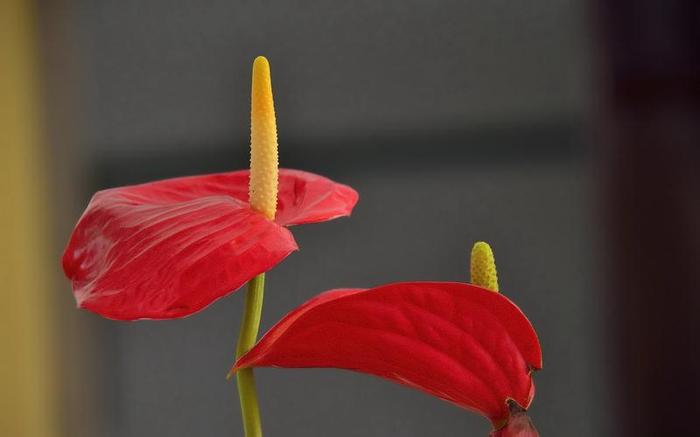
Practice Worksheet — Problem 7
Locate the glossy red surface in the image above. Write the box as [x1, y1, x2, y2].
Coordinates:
[62, 169, 358, 320]
[234, 282, 542, 425]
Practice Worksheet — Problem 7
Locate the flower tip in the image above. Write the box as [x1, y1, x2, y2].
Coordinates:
[472, 241, 490, 251]
[251, 56, 273, 102]
[253, 55, 269, 69]
[470, 241, 499, 292]
[252, 57, 271, 89]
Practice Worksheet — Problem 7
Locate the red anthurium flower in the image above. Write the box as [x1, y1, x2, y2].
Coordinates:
[62, 169, 357, 320]
[62, 56, 358, 321]
[232, 280, 542, 434]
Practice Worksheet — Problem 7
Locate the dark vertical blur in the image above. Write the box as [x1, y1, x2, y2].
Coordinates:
[594, 1, 700, 435]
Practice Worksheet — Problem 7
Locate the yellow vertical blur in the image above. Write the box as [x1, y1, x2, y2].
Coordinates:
[0, 1, 57, 436]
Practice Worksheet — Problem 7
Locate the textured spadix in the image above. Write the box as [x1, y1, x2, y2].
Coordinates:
[233, 281, 542, 424]
[471, 241, 499, 292]
[249, 56, 278, 220]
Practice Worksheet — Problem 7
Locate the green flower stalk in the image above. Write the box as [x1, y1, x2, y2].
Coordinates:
[234, 55, 279, 437]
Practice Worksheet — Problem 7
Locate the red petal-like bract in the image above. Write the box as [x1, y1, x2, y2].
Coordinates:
[274, 169, 358, 226]
[234, 282, 542, 425]
[62, 169, 357, 320]
[84, 169, 359, 227]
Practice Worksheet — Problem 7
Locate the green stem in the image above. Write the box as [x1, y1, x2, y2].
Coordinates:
[235, 273, 265, 437]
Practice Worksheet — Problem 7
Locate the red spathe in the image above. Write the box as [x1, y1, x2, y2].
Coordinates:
[234, 281, 542, 425]
[62, 169, 358, 320]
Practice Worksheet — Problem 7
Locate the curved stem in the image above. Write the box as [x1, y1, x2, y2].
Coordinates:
[235, 273, 265, 437]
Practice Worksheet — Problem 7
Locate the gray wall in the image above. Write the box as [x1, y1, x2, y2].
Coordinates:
[73, 0, 585, 152]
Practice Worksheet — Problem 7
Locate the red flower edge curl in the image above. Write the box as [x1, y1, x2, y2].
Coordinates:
[233, 281, 542, 428]
[62, 169, 358, 320]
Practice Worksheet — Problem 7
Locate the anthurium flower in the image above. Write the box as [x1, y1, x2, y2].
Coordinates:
[62, 58, 358, 321]
[232, 243, 542, 436]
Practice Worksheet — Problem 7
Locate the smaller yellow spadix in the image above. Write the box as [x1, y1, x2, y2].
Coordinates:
[248, 56, 279, 220]
[470, 241, 499, 292]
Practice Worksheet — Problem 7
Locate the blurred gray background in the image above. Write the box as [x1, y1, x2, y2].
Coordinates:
[42, 1, 611, 436]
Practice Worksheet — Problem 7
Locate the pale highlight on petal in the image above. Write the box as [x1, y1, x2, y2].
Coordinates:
[470, 241, 499, 292]
[248, 56, 279, 220]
